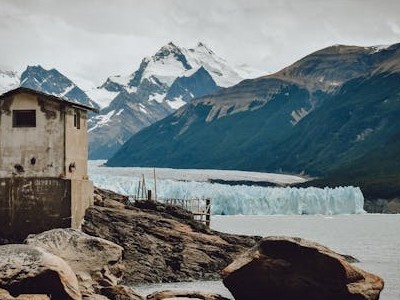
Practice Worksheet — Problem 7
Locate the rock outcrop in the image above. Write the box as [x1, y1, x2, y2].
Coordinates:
[83, 188, 261, 284]
[146, 290, 230, 300]
[364, 198, 400, 213]
[222, 236, 384, 300]
[0, 244, 81, 300]
[24, 228, 141, 299]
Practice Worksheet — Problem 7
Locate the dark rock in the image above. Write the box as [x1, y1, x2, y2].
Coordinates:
[383, 198, 400, 213]
[146, 290, 230, 300]
[82, 189, 260, 284]
[222, 236, 384, 300]
[100, 285, 143, 300]
[364, 198, 400, 213]
[94, 187, 129, 206]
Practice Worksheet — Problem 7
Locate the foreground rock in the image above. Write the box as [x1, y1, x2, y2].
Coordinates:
[83, 188, 260, 284]
[0, 288, 51, 299]
[0, 244, 81, 300]
[146, 290, 230, 300]
[25, 228, 142, 299]
[223, 236, 384, 300]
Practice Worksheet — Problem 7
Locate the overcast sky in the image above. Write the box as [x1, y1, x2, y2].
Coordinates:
[1, 0, 399, 88]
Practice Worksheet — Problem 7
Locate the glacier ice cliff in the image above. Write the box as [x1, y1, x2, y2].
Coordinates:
[90, 172, 365, 216]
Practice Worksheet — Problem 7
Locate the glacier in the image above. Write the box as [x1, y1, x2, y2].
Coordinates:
[89, 162, 365, 216]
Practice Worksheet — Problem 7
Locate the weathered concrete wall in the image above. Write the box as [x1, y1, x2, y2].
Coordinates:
[71, 179, 94, 228]
[0, 177, 71, 242]
[0, 93, 65, 177]
[0, 91, 93, 242]
[65, 107, 89, 180]
[0, 177, 93, 242]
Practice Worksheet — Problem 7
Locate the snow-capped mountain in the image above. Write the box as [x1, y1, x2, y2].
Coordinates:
[106, 42, 400, 196]
[0, 67, 20, 94]
[20, 65, 98, 109]
[87, 42, 242, 109]
[88, 42, 243, 159]
[129, 42, 242, 89]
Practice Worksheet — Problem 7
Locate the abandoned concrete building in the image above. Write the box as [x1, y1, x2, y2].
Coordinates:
[0, 87, 98, 241]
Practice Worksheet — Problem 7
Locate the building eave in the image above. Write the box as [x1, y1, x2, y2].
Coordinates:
[0, 87, 99, 113]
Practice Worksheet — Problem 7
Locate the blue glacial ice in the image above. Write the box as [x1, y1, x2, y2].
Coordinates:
[89, 163, 365, 215]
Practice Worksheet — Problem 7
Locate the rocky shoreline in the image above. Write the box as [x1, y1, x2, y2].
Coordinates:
[0, 187, 385, 299]
[364, 198, 400, 214]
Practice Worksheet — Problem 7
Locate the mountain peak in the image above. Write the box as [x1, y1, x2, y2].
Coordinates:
[155, 42, 183, 59]
[167, 41, 178, 48]
[19, 65, 97, 109]
[195, 42, 214, 54]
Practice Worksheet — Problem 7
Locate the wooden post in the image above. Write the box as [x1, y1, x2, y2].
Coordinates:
[137, 179, 141, 199]
[153, 168, 157, 200]
[147, 190, 152, 202]
[205, 198, 211, 227]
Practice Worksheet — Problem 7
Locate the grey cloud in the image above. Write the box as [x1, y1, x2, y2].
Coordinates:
[0, 0, 399, 86]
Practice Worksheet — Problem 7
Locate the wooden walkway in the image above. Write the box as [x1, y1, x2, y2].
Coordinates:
[129, 174, 211, 226]
[130, 195, 212, 227]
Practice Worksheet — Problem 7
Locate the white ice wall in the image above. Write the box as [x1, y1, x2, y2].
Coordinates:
[90, 171, 365, 216]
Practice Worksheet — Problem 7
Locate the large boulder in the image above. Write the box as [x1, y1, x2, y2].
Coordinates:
[222, 236, 384, 300]
[24, 228, 131, 298]
[100, 285, 143, 300]
[0, 288, 50, 299]
[0, 289, 50, 300]
[0, 244, 81, 300]
[146, 290, 230, 300]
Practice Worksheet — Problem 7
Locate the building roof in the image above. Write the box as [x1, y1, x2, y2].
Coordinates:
[0, 87, 99, 113]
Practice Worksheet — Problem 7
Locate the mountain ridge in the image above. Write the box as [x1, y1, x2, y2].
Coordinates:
[87, 42, 241, 159]
[106, 42, 400, 200]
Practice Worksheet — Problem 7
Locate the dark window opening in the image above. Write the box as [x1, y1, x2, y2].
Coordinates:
[13, 110, 36, 127]
[73, 110, 80, 129]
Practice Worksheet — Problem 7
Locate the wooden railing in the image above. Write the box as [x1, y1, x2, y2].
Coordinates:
[129, 195, 212, 227]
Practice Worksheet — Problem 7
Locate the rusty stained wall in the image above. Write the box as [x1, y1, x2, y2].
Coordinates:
[0, 93, 65, 177]
[65, 107, 89, 180]
[0, 177, 93, 242]
[0, 177, 71, 242]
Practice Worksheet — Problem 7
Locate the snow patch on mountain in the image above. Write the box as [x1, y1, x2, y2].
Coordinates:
[370, 44, 392, 53]
[0, 68, 20, 94]
[141, 45, 191, 86]
[184, 42, 243, 87]
[86, 87, 119, 109]
[149, 92, 166, 103]
[88, 110, 115, 132]
[166, 96, 186, 109]
[138, 103, 148, 114]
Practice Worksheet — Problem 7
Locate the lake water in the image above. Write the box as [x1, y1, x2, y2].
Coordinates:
[135, 214, 400, 299]
[89, 162, 399, 298]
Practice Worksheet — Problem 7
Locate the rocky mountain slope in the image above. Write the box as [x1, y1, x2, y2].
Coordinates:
[87, 42, 242, 159]
[106, 43, 400, 199]
[20, 65, 99, 109]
